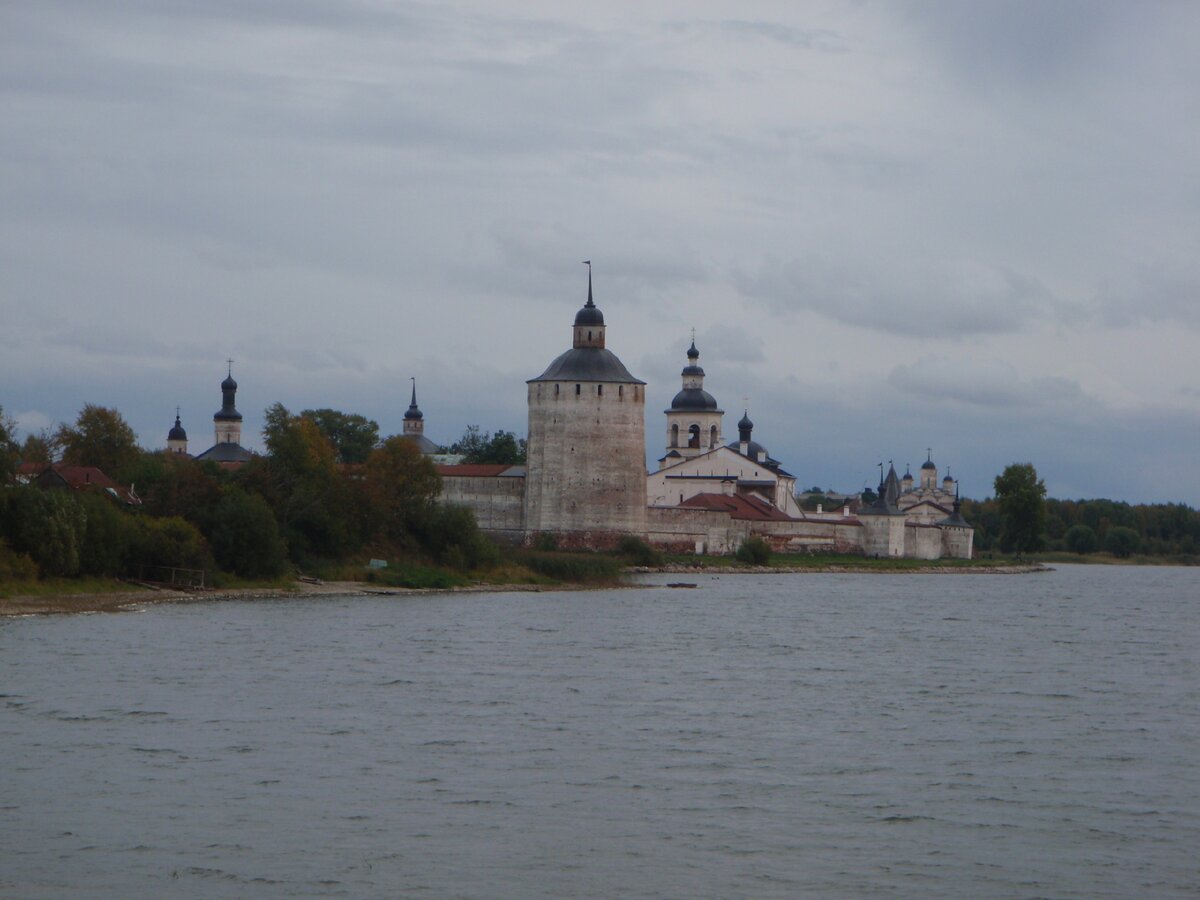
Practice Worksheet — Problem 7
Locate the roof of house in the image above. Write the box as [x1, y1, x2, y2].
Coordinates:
[678, 492, 793, 521]
[21, 463, 141, 505]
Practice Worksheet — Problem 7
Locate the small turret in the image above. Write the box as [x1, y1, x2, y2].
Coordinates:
[167, 408, 188, 455]
[920, 449, 937, 491]
[572, 261, 606, 349]
[213, 361, 243, 446]
[403, 378, 424, 437]
[901, 464, 914, 493]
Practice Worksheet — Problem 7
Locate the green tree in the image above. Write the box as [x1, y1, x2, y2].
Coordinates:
[300, 408, 379, 464]
[0, 487, 86, 576]
[1064, 523, 1098, 555]
[449, 426, 526, 464]
[20, 429, 54, 465]
[994, 463, 1047, 554]
[0, 406, 19, 482]
[55, 404, 141, 480]
[208, 489, 289, 578]
[1104, 526, 1141, 558]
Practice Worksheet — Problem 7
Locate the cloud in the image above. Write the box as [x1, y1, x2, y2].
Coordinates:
[733, 254, 1066, 338]
[887, 355, 1089, 410]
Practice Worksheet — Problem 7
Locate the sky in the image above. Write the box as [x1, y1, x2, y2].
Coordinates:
[2, 0, 1198, 504]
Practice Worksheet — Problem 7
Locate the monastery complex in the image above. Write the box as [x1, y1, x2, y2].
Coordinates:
[437, 271, 975, 560]
[165, 270, 974, 560]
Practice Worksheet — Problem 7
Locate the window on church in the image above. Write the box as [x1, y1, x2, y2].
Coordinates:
[671, 424, 678, 447]
[688, 424, 700, 448]
[710, 425, 718, 448]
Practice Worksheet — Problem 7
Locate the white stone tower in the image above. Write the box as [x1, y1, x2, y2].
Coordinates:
[167, 408, 188, 455]
[523, 263, 648, 547]
[664, 339, 723, 460]
[859, 463, 907, 557]
[213, 362, 243, 447]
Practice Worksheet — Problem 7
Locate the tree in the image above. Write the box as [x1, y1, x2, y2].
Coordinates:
[300, 408, 379, 464]
[994, 463, 1047, 554]
[1064, 523, 1098, 555]
[1104, 526, 1141, 558]
[55, 404, 141, 480]
[363, 436, 441, 542]
[20, 430, 54, 465]
[449, 425, 526, 465]
[208, 489, 289, 578]
[0, 406, 19, 482]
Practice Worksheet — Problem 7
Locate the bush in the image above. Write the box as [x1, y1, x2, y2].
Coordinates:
[0, 537, 39, 581]
[129, 516, 214, 574]
[616, 535, 664, 567]
[0, 487, 85, 576]
[1064, 523, 1098, 555]
[735, 536, 772, 565]
[516, 550, 622, 583]
[413, 504, 500, 572]
[1104, 526, 1141, 559]
[533, 532, 558, 552]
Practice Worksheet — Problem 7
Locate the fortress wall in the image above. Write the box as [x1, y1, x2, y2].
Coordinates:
[440, 474, 526, 543]
[904, 523, 944, 560]
[751, 519, 864, 554]
[646, 506, 747, 555]
[524, 381, 647, 541]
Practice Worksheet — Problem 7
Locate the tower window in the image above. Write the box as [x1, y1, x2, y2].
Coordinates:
[619, 386, 624, 399]
[575, 384, 581, 395]
[554, 384, 559, 397]
[671, 424, 679, 447]
[597, 384, 602, 396]
[688, 424, 700, 448]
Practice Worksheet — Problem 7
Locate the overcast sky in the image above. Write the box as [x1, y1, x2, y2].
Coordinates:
[3, 0, 1198, 503]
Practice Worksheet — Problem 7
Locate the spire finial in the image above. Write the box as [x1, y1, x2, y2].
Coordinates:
[927, 447, 932, 462]
[227, 358, 234, 377]
[409, 376, 418, 408]
[582, 259, 594, 307]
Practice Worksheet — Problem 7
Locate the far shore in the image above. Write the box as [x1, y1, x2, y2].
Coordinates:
[1, 562, 1051, 618]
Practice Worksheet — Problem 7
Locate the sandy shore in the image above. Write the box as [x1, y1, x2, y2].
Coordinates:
[1, 563, 1049, 617]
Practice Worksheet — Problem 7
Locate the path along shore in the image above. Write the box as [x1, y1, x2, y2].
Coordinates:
[1, 563, 1049, 617]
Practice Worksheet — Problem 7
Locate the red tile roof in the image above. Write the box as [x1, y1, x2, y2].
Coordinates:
[679, 492, 793, 521]
[20, 464, 141, 505]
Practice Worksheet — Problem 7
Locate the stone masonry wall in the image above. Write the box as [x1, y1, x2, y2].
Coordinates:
[440, 474, 526, 543]
[524, 380, 647, 541]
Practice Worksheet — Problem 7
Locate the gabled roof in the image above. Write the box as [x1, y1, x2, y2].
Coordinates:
[678, 492, 793, 521]
[22, 463, 141, 505]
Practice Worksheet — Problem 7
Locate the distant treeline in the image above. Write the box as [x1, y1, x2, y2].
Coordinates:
[963, 496, 1200, 558]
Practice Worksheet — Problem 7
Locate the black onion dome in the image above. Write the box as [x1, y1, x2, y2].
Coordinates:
[921, 457, 936, 470]
[687, 340, 699, 360]
[574, 303, 605, 327]
[738, 411, 753, 430]
[530, 348, 644, 384]
[168, 415, 187, 441]
[221, 374, 237, 390]
[669, 388, 720, 411]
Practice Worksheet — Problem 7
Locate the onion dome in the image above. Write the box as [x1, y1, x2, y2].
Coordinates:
[687, 340, 699, 361]
[167, 412, 187, 442]
[574, 263, 604, 327]
[214, 362, 243, 421]
[921, 451, 936, 470]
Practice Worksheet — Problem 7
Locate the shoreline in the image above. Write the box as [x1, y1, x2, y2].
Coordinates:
[1, 562, 1050, 618]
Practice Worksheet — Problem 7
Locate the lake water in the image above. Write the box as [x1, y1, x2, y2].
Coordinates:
[2, 565, 1198, 898]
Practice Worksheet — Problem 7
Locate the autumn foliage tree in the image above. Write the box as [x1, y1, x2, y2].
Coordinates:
[55, 404, 141, 480]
